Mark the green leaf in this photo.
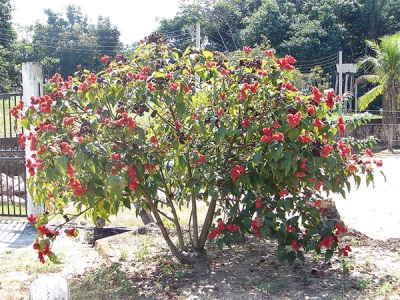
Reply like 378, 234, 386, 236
105, 175, 123, 187
325, 249, 334, 262
288, 128, 300, 142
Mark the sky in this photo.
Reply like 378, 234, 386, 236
10, 0, 181, 44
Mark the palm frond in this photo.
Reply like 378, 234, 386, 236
357, 85, 383, 110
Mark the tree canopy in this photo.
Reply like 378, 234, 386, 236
23, 5, 121, 78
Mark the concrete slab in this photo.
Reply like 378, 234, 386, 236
0, 218, 37, 249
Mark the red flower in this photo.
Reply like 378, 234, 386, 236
314, 200, 322, 207
241, 119, 250, 129
37, 225, 51, 236
174, 120, 182, 130
337, 116, 346, 133
231, 165, 245, 180
279, 189, 289, 197
27, 214, 36, 224
305, 104, 315, 116
264, 49, 274, 57
243, 46, 252, 53
313, 118, 324, 130
291, 240, 300, 251
373, 159, 383, 167
150, 136, 158, 143
147, 82, 156, 92
216, 108, 224, 115
365, 148, 374, 157
255, 197, 262, 209
101, 55, 109, 63
312, 87, 323, 103
294, 171, 306, 178
66, 228, 75, 237
272, 132, 284, 141
170, 83, 179, 90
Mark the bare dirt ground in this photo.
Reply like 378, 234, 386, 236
1, 151, 400, 300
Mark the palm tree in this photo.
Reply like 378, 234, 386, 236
357, 32, 400, 151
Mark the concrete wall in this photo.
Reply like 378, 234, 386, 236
348, 119, 400, 150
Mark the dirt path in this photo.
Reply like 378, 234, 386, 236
333, 152, 400, 240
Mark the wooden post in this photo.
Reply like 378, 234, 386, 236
22, 62, 44, 216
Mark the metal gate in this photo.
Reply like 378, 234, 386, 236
0, 93, 27, 217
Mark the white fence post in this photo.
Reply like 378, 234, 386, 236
22, 62, 44, 216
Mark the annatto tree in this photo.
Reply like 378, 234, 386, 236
14, 33, 382, 265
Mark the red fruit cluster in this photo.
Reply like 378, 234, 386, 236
63, 117, 75, 126
220, 67, 230, 75
10, 100, 24, 119
66, 228, 76, 237
208, 220, 239, 239
334, 222, 348, 236
170, 82, 179, 91
26, 154, 43, 176
241, 119, 250, 129
287, 112, 302, 128
60, 142, 73, 156
299, 158, 309, 171
128, 167, 138, 191
299, 133, 311, 143
305, 104, 315, 116
193, 150, 205, 165
313, 118, 324, 130
231, 165, 245, 180
174, 120, 182, 130
286, 226, 296, 232
281, 81, 297, 92
147, 82, 156, 92
291, 240, 301, 251
144, 161, 158, 171
36, 242, 52, 263
87, 73, 97, 83
337, 116, 346, 133
365, 148, 374, 157
206, 61, 215, 68
243, 46, 252, 53
279, 189, 289, 197
27, 213, 36, 223
294, 171, 306, 178
312, 87, 323, 103
36, 120, 57, 135
317, 235, 338, 249
66, 163, 85, 196
255, 197, 262, 209
276, 55, 296, 70
325, 89, 335, 109
240, 81, 259, 100
264, 49, 274, 57
150, 136, 159, 144
17, 133, 26, 147
373, 159, 383, 167
321, 144, 334, 157
30, 94, 56, 114
340, 245, 352, 256
338, 140, 351, 158
251, 217, 262, 238
111, 153, 121, 160
115, 113, 135, 130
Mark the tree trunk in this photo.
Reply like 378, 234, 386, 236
133, 202, 154, 225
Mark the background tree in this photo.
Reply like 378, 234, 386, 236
357, 32, 400, 150
24, 5, 121, 78
0, 0, 20, 92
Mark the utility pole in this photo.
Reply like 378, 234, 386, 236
336, 51, 357, 116
196, 22, 201, 49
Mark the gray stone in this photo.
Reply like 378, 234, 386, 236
29, 275, 70, 300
